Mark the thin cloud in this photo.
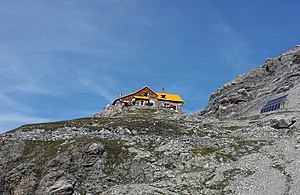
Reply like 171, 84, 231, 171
0, 93, 33, 113
0, 113, 53, 132
0, 113, 51, 123
8, 84, 59, 95
211, 21, 253, 75
71, 66, 117, 102
78, 76, 116, 102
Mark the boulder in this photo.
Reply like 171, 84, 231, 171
270, 119, 292, 129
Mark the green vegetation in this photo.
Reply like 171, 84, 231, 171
204, 168, 254, 192
206, 169, 240, 190
191, 147, 219, 155
101, 139, 131, 175
10, 117, 96, 132
107, 116, 181, 135
203, 173, 228, 191
215, 151, 237, 162
206, 180, 229, 191
223, 168, 255, 178
245, 170, 255, 177
230, 138, 268, 157
11, 109, 183, 137
209, 136, 266, 163
21, 139, 70, 165
223, 125, 241, 131
7, 137, 131, 176
272, 164, 285, 172
223, 168, 241, 178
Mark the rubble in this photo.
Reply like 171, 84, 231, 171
1, 106, 300, 194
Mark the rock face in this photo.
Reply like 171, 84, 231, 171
1, 45, 300, 194
1, 107, 300, 194
199, 45, 300, 118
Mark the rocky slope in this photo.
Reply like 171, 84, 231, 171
1, 46, 300, 195
1, 107, 300, 194
200, 45, 300, 118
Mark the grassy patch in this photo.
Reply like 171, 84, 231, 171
206, 169, 240, 191
10, 108, 183, 137
65, 137, 131, 175
10, 117, 98, 132
245, 170, 255, 177
272, 164, 284, 172
231, 138, 268, 157
206, 180, 228, 191
223, 168, 241, 178
204, 168, 254, 192
98, 139, 131, 175
191, 147, 219, 155
106, 116, 182, 136
8, 137, 132, 175
223, 126, 240, 131
21, 139, 70, 165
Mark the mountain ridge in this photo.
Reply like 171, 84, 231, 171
199, 45, 300, 119
1, 45, 300, 194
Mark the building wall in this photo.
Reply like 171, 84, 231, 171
157, 100, 183, 111
114, 87, 157, 105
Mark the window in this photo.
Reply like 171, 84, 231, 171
271, 105, 275, 111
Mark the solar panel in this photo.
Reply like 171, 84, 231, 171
260, 95, 288, 113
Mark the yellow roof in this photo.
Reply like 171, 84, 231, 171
156, 92, 184, 103
133, 95, 149, 100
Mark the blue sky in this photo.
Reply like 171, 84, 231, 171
1, 0, 300, 132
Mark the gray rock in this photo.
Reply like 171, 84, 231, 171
198, 45, 300, 119
2, 45, 300, 194
270, 118, 297, 129
271, 119, 291, 129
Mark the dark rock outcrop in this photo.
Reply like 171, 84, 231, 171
270, 118, 296, 129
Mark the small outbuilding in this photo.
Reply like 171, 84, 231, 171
260, 94, 288, 113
